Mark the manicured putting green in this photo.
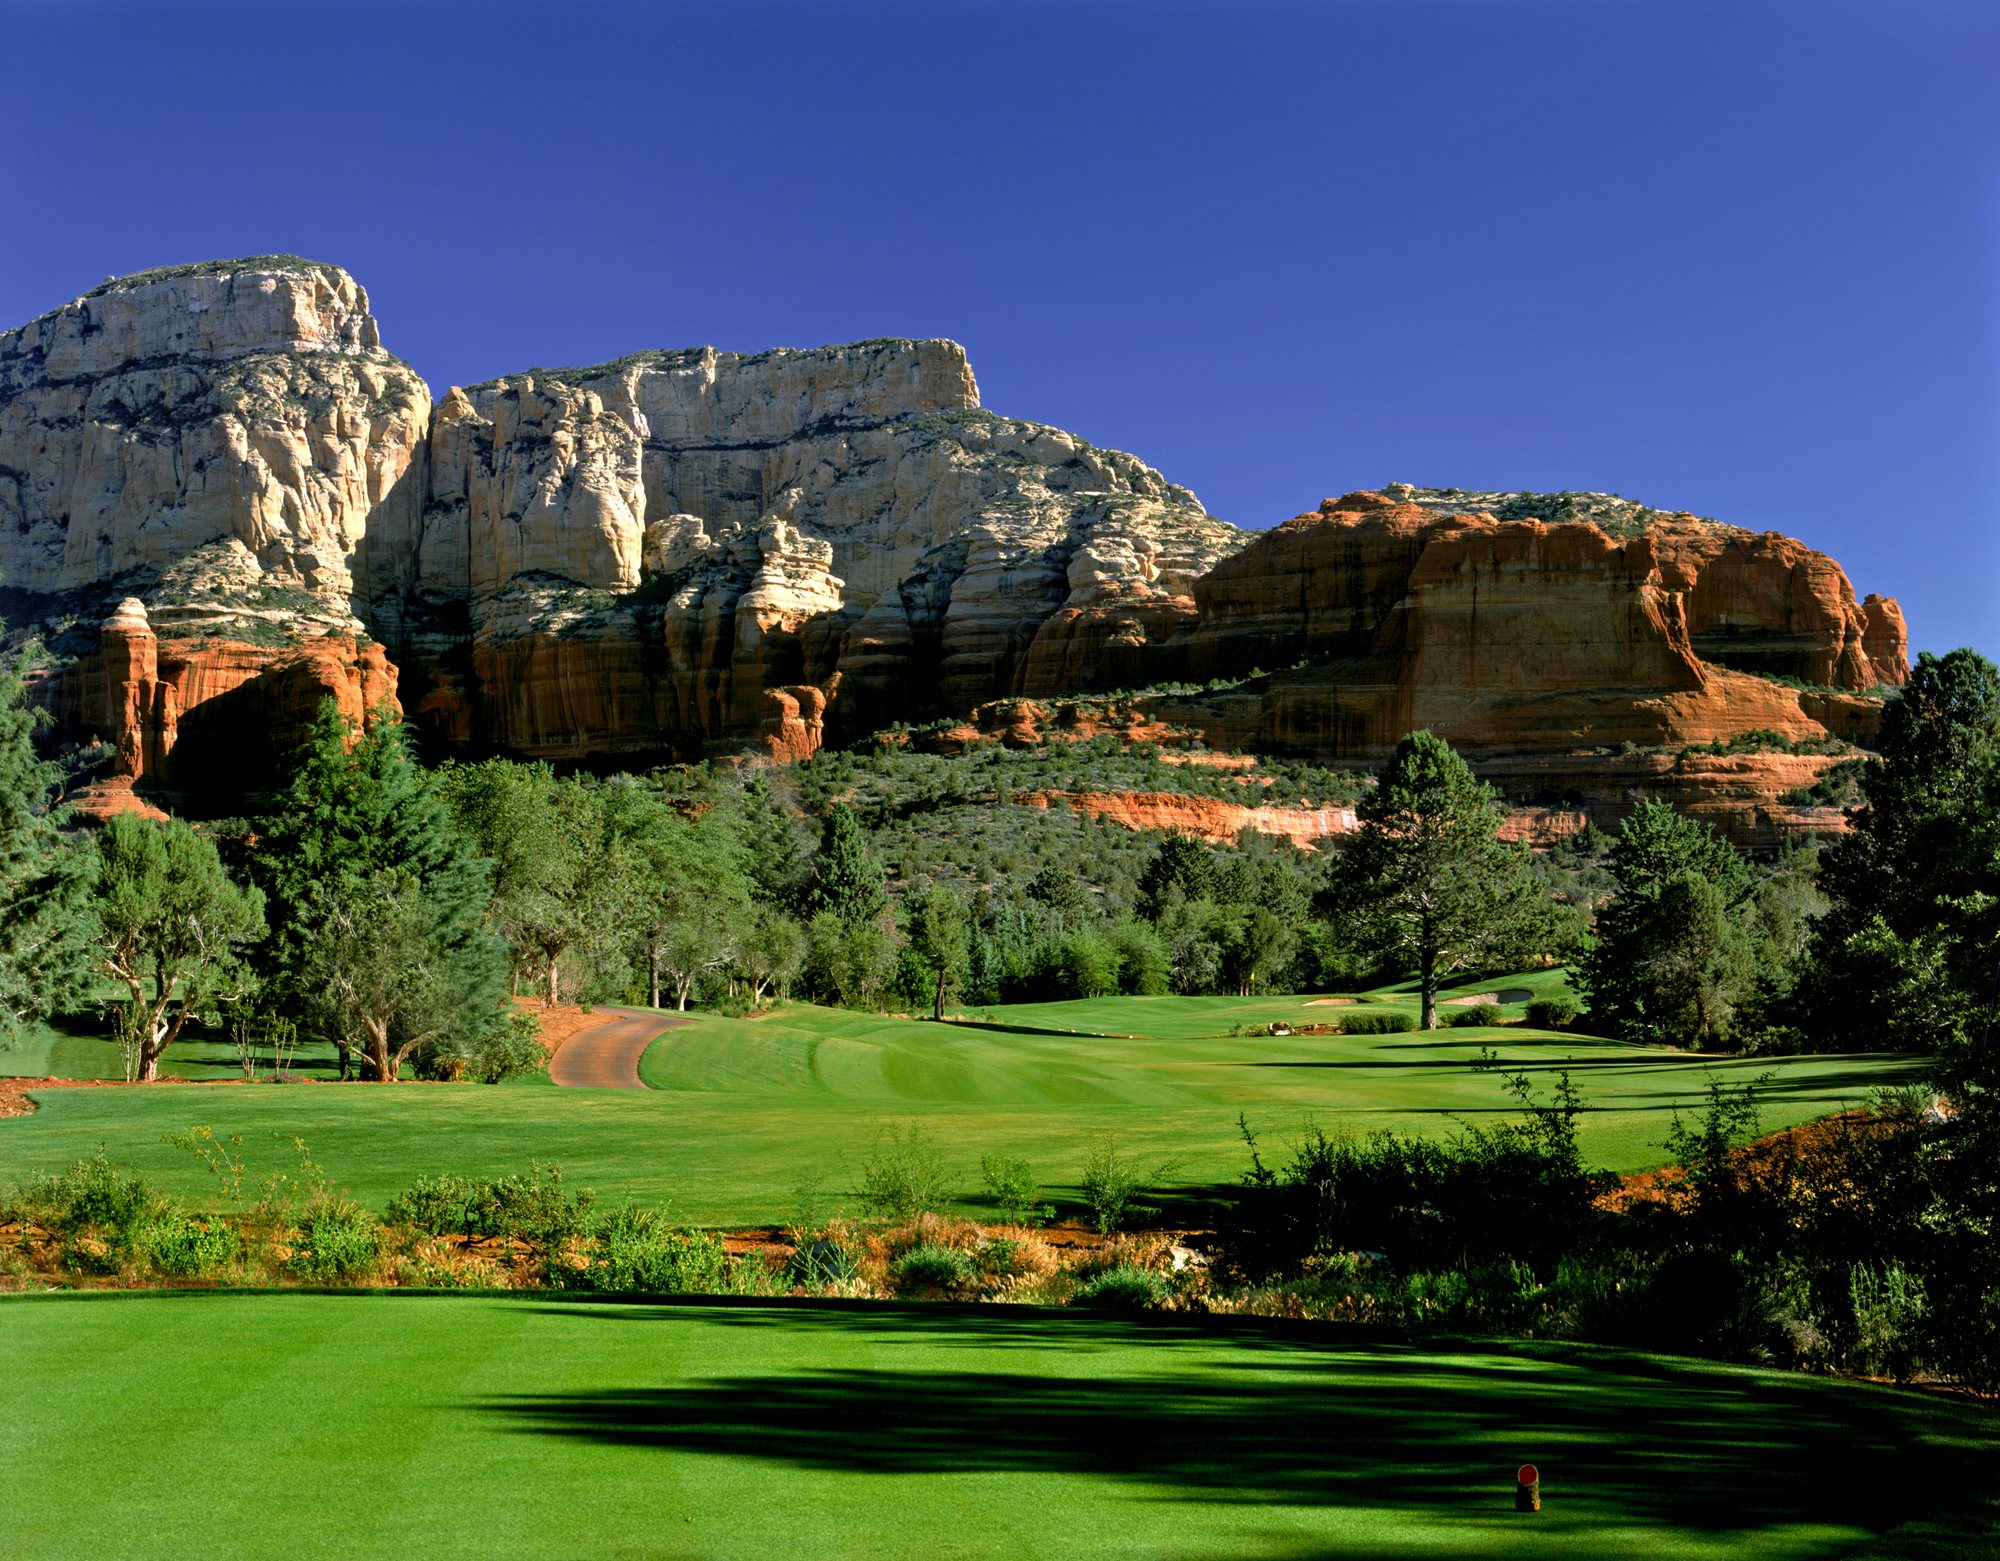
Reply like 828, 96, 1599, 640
2, 1293, 1994, 1559
0, 985, 1923, 1224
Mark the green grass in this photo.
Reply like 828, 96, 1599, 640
1, 1014, 342, 1082
0, 980, 1922, 1225
1, 1292, 1993, 1559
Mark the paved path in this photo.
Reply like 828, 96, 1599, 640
547, 1006, 684, 1090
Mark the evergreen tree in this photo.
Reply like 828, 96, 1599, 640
1136, 832, 1215, 921
735, 774, 808, 907
1801, 648, 2000, 1062
1329, 731, 1557, 1029
0, 659, 93, 1046
800, 804, 888, 925
1579, 800, 1758, 1047
255, 703, 508, 1080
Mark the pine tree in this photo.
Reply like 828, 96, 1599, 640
254, 702, 508, 1080
1801, 649, 2000, 1062
1578, 800, 1757, 1047
800, 803, 887, 925
0, 658, 93, 1046
1330, 731, 1558, 1029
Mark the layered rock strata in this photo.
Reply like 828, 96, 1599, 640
33, 596, 398, 806
388, 342, 1241, 756
0, 258, 1910, 841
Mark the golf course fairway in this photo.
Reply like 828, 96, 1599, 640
3, 1292, 1994, 1559
0, 990, 1926, 1225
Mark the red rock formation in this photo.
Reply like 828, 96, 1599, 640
1019, 790, 1358, 848
35, 598, 401, 803
1860, 594, 1910, 686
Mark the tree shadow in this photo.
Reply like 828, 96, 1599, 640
478, 1303, 1997, 1544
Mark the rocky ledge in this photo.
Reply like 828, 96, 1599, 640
0, 258, 1909, 842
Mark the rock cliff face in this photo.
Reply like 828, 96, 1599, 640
1116, 488, 1898, 842
0, 258, 428, 629
386, 341, 1240, 755
34, 596, 398, 809
0, 258, 1910, 841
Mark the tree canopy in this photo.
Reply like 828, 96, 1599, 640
0, 657, 93, 1046
1328, 731, 1560, 1029
255, 704, 509, 1080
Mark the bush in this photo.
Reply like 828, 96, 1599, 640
1339, 1012, 1416, 1035
383, 1173, 478, 1235
787, 1233, 860, 1288
859, 1125, 951, 1221
132, 1212, 240, 1278
385, 1164, 594, 1247
1526, 994, 1582, 1030
980, 1154, 1051, 1227
1230, 1071, 1613, 1277
1848, 1261, 1926, 1382
566, 1205, 730, 1293
890, 1243, 977, 1296
1447, 1004, 1505, 1027
1079, 1137, 1174, 1234
288, 1197, 382, 1281
1072, 1264, 1169, 1310
23, 1151, 162, 1236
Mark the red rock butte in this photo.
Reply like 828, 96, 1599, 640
0, 258, 1904, 843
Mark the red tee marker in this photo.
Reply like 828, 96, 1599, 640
1516, 1463, 1541, 1512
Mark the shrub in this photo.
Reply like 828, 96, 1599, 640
1073, 1265, 1169, 1310
1848, 1262, 1926, 1382
288, 1196, 382, 1281
980, 1154, 1051, 1227
788, 1233, 860, 1288
24, 1151, 162, 1236
1339, 1012, 1416, 1035
859, 1125, 951, 1221
1079, 1137, 1175, 1234
385, 1164, 594, 1247
1526, 995, 1582, 1030
890, 1243, 977, 1296
567, 1206, 730, 1294
132, 1212, 240, 1278
383, 1173, 478, 1236
1447, 1004, 1505, 1027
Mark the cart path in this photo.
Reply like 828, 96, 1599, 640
547, 1006, 686, 1090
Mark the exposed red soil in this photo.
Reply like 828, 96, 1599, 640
1599, 1107, 1891, 1213
512, 998, 619, 1061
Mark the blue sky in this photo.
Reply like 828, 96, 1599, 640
3, 0, 1993, 654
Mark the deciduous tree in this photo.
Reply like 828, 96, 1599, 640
92, 814, 264, 1081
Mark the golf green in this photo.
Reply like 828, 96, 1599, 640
0, 991, 1922, 1225
2, 1292, 1994, 1559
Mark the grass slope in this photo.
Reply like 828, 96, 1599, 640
2, 1293, 1994, 1560
0, 983, 1921, 1225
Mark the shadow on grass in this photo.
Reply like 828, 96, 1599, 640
936, 1018, 1155, 1042
480, 1303, 1998, 1548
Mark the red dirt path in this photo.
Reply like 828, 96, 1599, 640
546, 1006, 684, 1090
